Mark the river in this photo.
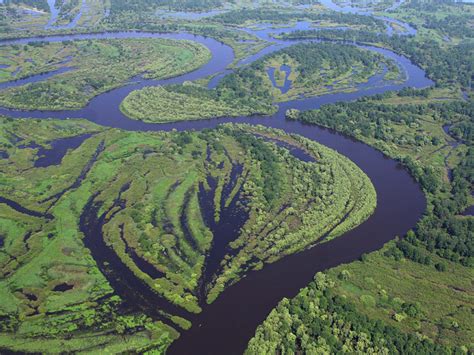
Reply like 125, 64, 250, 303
0, 2, 432, 354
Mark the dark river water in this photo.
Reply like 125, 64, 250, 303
0, 6, 432, 354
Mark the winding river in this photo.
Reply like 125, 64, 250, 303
0, 3, 433, 354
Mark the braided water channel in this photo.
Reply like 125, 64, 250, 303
0, 13, 432, 354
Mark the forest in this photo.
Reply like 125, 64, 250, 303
247, 272, 460, 353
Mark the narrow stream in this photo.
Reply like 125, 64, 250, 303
46, 0, 85, 30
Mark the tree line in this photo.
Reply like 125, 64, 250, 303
246, 273, 458, 354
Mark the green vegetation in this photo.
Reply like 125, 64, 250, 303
0, 2, 49, 34
205, 124, 376, 302
0, 38, 211, 110
4, 0, 49, 12
121, 42, 391, 122
210, 7, 386, 30
121, 83, 274, 122
110, 0, 223, 14
335, 0, 397, 11
264, 42, 398, 101
53, 0, 82, 27
0, 118, 179, 353
0, 0, 472, 352
0, 0, 112, 33
120, 65, 276, 122
247, 270, 469, 353
0, 117, 375, 352
278, 28, 473, 90
250, 88, 473, 351
297, 94, 474, 265
135, 0, 315, 14
328, 245, 473, 348
379, 0, 474, 40
244, 2, 474, 349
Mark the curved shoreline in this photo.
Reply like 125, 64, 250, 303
0, 11, 431, 355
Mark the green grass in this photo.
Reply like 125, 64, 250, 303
328, 245, 474, 348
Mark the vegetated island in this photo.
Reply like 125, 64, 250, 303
120, 42, 398, 123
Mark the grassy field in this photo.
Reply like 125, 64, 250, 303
328, 244, 474, 348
